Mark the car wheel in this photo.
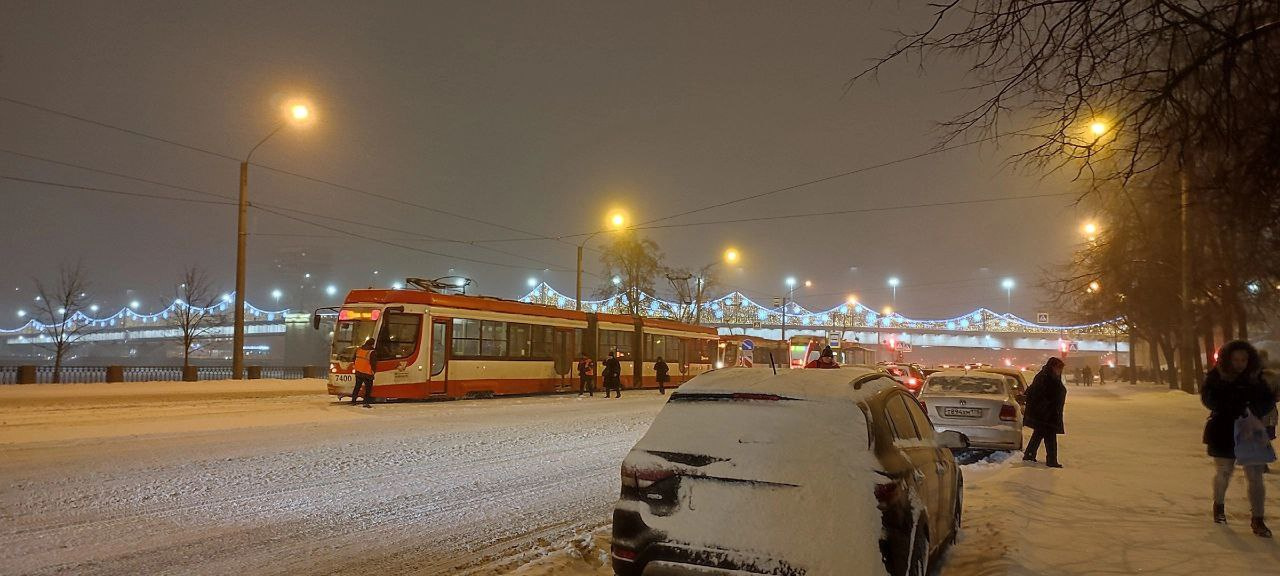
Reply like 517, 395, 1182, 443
908, 520, 930, 576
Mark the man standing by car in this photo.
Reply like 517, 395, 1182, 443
603, 350, 623, 398
577, 355, 595, 397
1023, 357, 1067, 467
351, 337, 376, 408
654, 356, 670, 394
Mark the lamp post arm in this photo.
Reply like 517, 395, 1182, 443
244, 122, 286, 163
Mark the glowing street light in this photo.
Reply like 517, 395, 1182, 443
233, 97, 315, 379
804, 280, 812, 288
1088, 280, 1101, 293
888, 276, 900, 305
723, 248, 740, 264
847, 295, 859, 306
576, 210, 629, 311
883, 306, 894, 316
1002, 278, 1015, 310
16, 309, 25, 318
129, 300, 140, 310
89, 304, 99, 313
1089, 121, 1108, 137
325, 285, 337, 296
612, 276, 622, 286
271, 289, 283, 303
527, 277, 538, 288
391, 282, 403, 290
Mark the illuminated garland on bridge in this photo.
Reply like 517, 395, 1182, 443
0, 295, 287, 334
518, 283, 1123, 338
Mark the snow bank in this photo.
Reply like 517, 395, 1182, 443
0, 378, 349, 445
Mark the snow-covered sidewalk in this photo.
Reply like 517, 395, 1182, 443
942, 384, 1280, 575
510, 384, 1280, 575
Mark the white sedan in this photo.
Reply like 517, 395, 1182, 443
920, 370, 1023, 451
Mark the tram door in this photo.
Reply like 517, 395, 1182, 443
552, 328, 573, 390
427, 319, 449, 395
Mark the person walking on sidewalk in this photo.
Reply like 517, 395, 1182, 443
577, 355, 595, 397
1202, 340, 1276, 537
1023, 357, 1067, 468
654, 356, 670, 395
1082, 365, 1093, 387
602, 350, 622, 398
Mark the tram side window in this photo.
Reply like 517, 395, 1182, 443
508, 323, 531, 358
666, 336, 683, 364
378, 313, 422, 360
481, 320, 508, 357
530, 325, 554, 359
452, 318, 481, 357
599, 330, 633, 360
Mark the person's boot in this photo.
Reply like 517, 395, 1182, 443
1213, 503, 1227, 524
1252, 517, 1272, 538
1046, 462, 1063, 468
1022, 453, 1037, 462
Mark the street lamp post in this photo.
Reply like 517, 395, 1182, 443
575, 212, 626, 311
888, 277, 900, 307
782, 277, 797, 341
1002, 278, 1015, 311
232, 102, 310, 379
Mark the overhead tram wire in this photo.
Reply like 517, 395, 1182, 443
555, 190, 1076, 238
0, 95, 567, 247
522, 121, 1060, 244
0, 148, 576, 273
1, 172, 567, 272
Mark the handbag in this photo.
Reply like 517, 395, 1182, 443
1234, 413, 1278, 465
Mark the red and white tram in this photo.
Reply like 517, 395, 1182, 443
315, 285, 718, 400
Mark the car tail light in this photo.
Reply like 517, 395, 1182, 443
999, 404, 1017, 421
918, 398, 927, 411
621, 466, 675, 490
612, 545, 638, 562
907, 377, 919, 387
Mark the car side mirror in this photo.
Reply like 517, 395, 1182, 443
937, 430, 970, 450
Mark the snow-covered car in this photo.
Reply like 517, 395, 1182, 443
611, 367, 966, 576
919, 371, 1023, 451
878, 363, 927, 396
973, 367, 1030, 406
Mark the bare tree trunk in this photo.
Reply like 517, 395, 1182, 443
53, 347, 64, 384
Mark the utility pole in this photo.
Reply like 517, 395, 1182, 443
1179, 165, 1195, 393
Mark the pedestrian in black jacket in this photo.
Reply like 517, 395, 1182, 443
1022, 357, 1067, 468
577, 355, 595, 397
654, 357, 670, 395
603, 350, 622, 398
1202, 340, 1276, 537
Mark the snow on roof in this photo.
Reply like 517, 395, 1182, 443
928, 369, 1005, 380
676, 365, 895, 401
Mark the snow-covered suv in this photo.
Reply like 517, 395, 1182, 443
610, 367, 966, 576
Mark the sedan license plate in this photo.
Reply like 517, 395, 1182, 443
941, 406, 983, 419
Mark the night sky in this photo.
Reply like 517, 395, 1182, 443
1, 1, 1090, 327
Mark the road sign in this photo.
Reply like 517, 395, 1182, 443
1037, 312, 1049, 324
827, 331, 841, 342
751, 321, 762, 329
772, 297, 782, 308
898, 342, 913, 352
741, 339, 755, 351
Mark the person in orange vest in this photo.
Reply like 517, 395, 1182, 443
577, 355, 596, 397
351, 337, 376, 408
804, 346, 840, 369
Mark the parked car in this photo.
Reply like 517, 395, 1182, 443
611, 367, 965, 576
879, 363, 927, 396
919, 371, 1023, 452
973, 367, 1030, 406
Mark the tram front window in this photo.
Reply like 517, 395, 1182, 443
332, 309, 381, 362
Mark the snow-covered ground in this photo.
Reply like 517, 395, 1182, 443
3, 380, 1278, 575
0, 380, 666, 575
511, 384, 1280, 575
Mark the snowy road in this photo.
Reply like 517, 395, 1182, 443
0, 380, 665, 576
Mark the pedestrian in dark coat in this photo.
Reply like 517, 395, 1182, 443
1082, 365, 1093, 387
654, 356, 670, 395
1202, 340, 1275, 537
603, 350, 622, 398
1022, 357, 1067, 467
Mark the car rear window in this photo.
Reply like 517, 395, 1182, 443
924, 375, 1006, 395
635, 393, 870, 483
